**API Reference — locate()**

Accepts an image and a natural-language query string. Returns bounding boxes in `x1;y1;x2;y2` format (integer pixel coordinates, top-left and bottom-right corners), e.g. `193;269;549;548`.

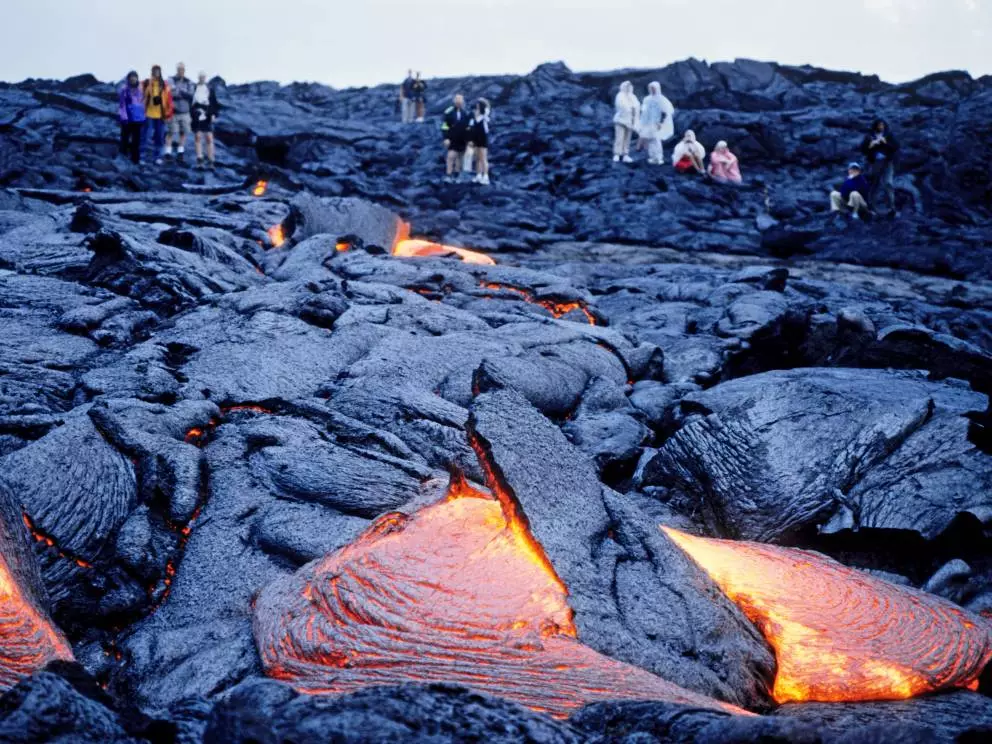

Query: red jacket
141;78;175;120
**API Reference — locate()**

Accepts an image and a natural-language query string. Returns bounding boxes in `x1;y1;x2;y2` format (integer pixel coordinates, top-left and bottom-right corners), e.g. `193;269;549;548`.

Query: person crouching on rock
142;65;174;165
612;81;640;163
117;71;146;165
470;98;491;185
708;141;742;184
830;162;871;219
637;82;674;165
441;94;470;183
860;118;899;215
672;130;706;174
191;72;221;169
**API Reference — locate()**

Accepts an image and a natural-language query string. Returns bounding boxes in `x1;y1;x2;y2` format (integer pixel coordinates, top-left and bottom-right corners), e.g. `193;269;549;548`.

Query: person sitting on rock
117;70;146;165
400;70;415;124
708;141;742;184
412;72;427;123
830;162;871;218
441;94;470;182
142;65;174;165
191;72;221;169
612;81;640;163
860;118;899;214
637;82;674;165
672;130;706;174
469;98;491;185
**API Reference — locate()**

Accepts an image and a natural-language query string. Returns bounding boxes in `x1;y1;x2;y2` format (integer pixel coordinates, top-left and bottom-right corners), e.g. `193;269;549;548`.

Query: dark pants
867;160;895;212
143;118;166;160
119;122;142;163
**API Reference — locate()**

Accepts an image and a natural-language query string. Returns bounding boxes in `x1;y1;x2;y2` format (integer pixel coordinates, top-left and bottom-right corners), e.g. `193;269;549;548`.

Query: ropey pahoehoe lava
252;486;743;719
662;526;992;704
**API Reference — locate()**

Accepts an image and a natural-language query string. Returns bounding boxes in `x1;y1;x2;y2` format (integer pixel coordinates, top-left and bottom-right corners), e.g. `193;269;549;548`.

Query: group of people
612;80;741;183
398;70;429;124
830;119;900;218
440;94;492;184
117;63;221;168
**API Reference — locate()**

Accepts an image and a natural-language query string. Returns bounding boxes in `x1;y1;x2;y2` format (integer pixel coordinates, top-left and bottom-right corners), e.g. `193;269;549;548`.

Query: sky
1;0;989;87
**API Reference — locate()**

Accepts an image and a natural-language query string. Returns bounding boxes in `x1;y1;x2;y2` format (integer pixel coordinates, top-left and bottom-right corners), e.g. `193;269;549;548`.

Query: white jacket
613;89;641;129
672;138;706;164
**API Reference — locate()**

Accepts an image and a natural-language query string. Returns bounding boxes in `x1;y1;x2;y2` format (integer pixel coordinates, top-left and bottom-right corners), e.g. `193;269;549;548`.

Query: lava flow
267;224;286;248
252;180;268;197
0;544;74;691
392;239;496;265
253;488;742;718
480;282;597;325
662;527;992;704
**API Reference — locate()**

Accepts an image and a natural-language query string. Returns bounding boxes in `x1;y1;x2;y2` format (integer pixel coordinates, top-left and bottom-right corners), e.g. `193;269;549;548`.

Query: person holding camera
860;118;899;214
142;65;174;165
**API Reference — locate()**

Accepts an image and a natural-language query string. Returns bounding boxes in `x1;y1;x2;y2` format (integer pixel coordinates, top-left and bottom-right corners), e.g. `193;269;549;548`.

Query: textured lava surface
663;527;992;704
254;496;741;718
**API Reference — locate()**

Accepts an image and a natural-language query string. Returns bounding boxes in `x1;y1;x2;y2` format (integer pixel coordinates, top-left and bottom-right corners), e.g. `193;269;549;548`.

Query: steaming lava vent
253;482;741;718
662;527;992;704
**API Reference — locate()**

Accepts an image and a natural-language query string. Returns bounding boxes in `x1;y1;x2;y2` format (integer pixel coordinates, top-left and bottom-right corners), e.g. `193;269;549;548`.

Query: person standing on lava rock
672;130;706;174
191;72;221;169
612;81;640;163
117;71;146;165
637;82;674;165
400;70;416;123
412;72;427;123
165;63;195;163
441;94;470;183
142;65;174;165
860;118;899;215
469;98;491;185
830;162;871;219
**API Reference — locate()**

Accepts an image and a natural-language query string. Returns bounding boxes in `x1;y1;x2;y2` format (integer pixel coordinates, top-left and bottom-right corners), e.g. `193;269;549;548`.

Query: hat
848;162;863;171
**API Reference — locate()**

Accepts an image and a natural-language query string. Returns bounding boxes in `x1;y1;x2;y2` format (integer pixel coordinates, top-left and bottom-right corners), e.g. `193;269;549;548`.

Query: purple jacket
118;84;146;124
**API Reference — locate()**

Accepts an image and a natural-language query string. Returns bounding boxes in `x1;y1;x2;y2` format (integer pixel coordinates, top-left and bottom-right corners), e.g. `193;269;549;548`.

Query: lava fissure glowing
21;513;92;569
252;180;268;197
268;224;286;248
662;526;992;704
392;239;496;265
479;282;597;325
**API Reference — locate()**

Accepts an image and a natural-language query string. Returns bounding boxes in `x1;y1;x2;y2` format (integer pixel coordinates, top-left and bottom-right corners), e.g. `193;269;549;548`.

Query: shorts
191;109;214;133
447;137;467;154
169;113;192;138
470;131;489;149
674;156;695;173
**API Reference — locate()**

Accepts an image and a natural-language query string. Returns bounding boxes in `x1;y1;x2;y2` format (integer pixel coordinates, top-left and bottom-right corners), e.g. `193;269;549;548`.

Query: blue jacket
839;174;870;201
118;82;146;124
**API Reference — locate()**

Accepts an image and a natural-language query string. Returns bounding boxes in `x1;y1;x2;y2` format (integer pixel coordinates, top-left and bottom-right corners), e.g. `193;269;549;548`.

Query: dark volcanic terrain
0;58;991;743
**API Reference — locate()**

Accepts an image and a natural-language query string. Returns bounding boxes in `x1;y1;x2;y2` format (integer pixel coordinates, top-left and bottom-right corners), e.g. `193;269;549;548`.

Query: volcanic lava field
0;59;991;743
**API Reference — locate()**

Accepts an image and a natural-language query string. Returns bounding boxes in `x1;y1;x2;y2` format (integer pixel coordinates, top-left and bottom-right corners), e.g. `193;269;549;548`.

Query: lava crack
662;527;992;704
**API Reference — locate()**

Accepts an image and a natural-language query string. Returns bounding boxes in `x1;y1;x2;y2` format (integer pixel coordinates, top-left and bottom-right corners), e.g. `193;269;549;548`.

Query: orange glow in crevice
253;180;268;197
393;239;496;266
254;497;743;718
22;513;92;569
480;282;597;325
661;527;992;704
0;532;75;691
267;224;286;248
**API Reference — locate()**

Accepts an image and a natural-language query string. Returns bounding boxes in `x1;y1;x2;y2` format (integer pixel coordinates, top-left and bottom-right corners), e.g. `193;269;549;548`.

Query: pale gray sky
1;0;989;87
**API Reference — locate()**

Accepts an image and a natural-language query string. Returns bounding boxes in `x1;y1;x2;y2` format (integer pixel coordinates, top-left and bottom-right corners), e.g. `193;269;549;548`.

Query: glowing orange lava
392;239;496;265
662;527;992;704
253;180;268;197
254;499;743;718
268;224;285;248
335;241;351;253
22;513;91;569
480;282;597;325
0;538;74;691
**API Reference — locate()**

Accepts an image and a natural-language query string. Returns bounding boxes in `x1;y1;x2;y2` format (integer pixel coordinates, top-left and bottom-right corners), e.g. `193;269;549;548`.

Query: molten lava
480;282;597;325
0;545;74;691
267;224;286;248
254;495;742;718
253;180;268;197
392;239;496;266
661;527;992;704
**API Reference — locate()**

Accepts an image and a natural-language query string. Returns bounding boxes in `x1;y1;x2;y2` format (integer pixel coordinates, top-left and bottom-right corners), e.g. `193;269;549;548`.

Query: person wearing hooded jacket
612;81;640;163
117;71;146;164
637;82;675;165
672;130;706;174
860;118;899;213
